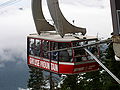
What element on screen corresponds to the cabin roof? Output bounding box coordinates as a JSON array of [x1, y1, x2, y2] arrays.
[[27, 33, 98, 42]]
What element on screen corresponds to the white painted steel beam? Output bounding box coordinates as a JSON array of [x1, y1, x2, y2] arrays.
[[85, 48, 120, 85]]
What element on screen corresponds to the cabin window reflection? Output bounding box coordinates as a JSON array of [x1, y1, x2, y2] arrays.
[[35, 40, 41, 56], [72, 41, 88, 62], [29, 39, 35, 55], [50, 42, 58, 61], [74, 48, 87, 62], [59, 43, 70, 49], [42, 40, 50, 59], [29, 39, 42, 57], [58, 43, 72, 62]]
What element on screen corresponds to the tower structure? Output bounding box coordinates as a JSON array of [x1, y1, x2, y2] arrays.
[[110, 0, 120, 59]]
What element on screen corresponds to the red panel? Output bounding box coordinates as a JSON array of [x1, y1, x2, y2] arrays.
[[74, 62, 99, 74], [28, 56, 58, 73], [28, 56, 99, 74], [59, 64, 74, 74]]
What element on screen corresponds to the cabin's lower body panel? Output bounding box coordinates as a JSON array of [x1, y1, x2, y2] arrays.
[[28, 55, 99, 74], [59, 62, 99, 74]]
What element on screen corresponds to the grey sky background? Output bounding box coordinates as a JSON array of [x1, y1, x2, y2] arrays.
[[0, 0, 113, 89]]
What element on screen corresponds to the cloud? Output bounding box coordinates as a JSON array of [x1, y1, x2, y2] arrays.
[[0, 8, 31, 66], [77, 0, 105, 8], [0, 47, 26, 61], [0, 2, 30, 90], [0, 63, 5, 68], [59, 0, 107, 8], [18, 87, 30, 90], [0, 8, 35, 45], [0, 6, 34, 72]]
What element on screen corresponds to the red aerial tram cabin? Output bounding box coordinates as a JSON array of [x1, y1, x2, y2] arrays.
[[27, 33, 99, 74]]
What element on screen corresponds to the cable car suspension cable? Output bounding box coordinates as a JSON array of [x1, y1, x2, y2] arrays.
[[0, 0, 22, 9], [84, 48, 120, 85]]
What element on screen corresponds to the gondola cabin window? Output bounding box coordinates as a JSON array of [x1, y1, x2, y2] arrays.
[[35, 39, 41, 56], [58, 42, 72, 62], [42, 40, 50, 59], [29, 39, 41, 57], [73, 40, 99, 62], [29, 39, 35, 55], [50, 42, 58, 61]]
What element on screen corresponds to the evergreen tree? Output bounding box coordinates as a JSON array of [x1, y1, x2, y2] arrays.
[[27, 66, 46, 90], [103, 43, 120, 89], [61, 74, 80, 90]]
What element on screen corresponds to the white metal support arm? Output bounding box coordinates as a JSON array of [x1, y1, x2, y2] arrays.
[[84, 48, 120, 85]]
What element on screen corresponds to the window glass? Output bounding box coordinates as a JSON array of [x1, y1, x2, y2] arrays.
[[35, 40, 41, 56], [74, 48, 86, 62], [58, 43, 72, 62], [29, 39, 42, 57], [42, 40, 50, 59], [72, 41, 87, 62], [50, 42, 58, 61], [59, 43, 70, 49], [29, 39, 35, 55], [73, 40, 99, 62]]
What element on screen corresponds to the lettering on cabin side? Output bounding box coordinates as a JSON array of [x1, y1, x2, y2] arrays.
[[29, 57, 58, 72], [74, 65, 97, 72], [51, 63, 58, 71], [40, 61, 50, 69]]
